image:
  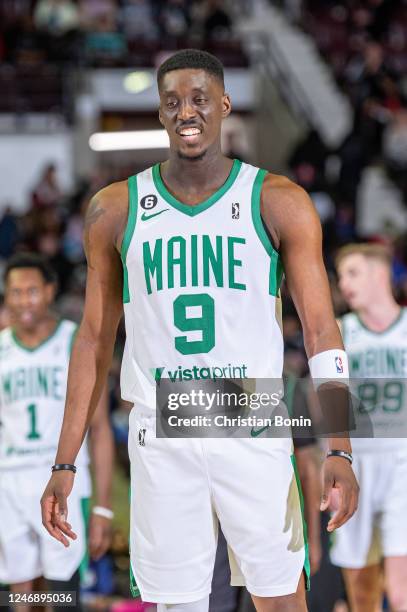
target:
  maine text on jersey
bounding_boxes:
[0,366,64,406]
[143,234,246,295]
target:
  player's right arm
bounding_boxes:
[41,182,128,546]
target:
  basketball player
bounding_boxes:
[331,243,407,612]
[41,50,359,612]
[0,253,114,609]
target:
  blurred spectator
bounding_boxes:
[203,0,232,41]
[79,0,118,30]
[31,163,62,209]
[34,0,79,36]
[7,13,45,66]
[0,207,19,258]
[85,13,127,65]
[120,0,158,42]
[383,108,407,203]
[159,0,190,42]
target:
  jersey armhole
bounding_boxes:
[121,175,138,303]
[251,168,283,296]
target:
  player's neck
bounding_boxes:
[162,150,232,199]
[356,297,401,333]
[13,315,60,349]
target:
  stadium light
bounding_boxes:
[123,71,153,94]
[89,130,170,152]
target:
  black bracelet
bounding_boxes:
[51,463,77,473]
[327,450,353,464]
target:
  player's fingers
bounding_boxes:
[330,477,359,531]
[52,499,77,540]
[41,497,70,546]
[55,490,68,522]
[327,485,352,531]
[320,471,333,511]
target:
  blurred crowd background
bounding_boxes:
[0,0,407,610]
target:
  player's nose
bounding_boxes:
[177,100,196,121]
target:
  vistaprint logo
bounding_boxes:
[152,363,248,382]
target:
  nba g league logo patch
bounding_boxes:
[232,203,240,219]
[141,194,158,210]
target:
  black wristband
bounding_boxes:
[52,463,77,473]
[326,450,353,465]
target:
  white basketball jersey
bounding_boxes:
[120,160,284,411]
[0,319,90,469]
[341,308,407,451]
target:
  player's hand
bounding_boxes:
[88,513,113,560]
[41,471,77,546]
[320,456,359,532]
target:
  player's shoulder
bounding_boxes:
[260,171,317,224]
[261,172,311,207]
[85,179,129,248]
[88,180,128,214]
[259,171,319,243]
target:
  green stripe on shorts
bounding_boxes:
[290,454,311,590]
[79,497,91,581]
[129,563,141,598]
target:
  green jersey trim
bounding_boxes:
[122,174,139,303]
[356,307,405,336]
[291,454,311,591]
[11,319,64,353]
[152,158,242,217]
[251,168,283,296]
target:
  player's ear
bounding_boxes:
[222,94,231,119]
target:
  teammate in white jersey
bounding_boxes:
[331,243,407,612]
[41,50,358,612]
[0,253,114,610]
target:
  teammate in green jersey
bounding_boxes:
[332,243,407,612]
[0,253,114,611]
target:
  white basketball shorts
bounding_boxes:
[128,411,309,604]
[0,465,90,583]
[330,447,407,568]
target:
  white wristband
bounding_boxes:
[308,349,349,389]
[92,505,114,520]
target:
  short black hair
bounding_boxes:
[4,253,57,285]
[157,49,224,89]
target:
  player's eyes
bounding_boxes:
[195,98,207,104]
[166,100,177,109]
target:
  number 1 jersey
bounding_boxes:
[0,319,89,469]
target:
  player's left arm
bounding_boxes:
[87,386,114,560]
[261,174,359,531]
